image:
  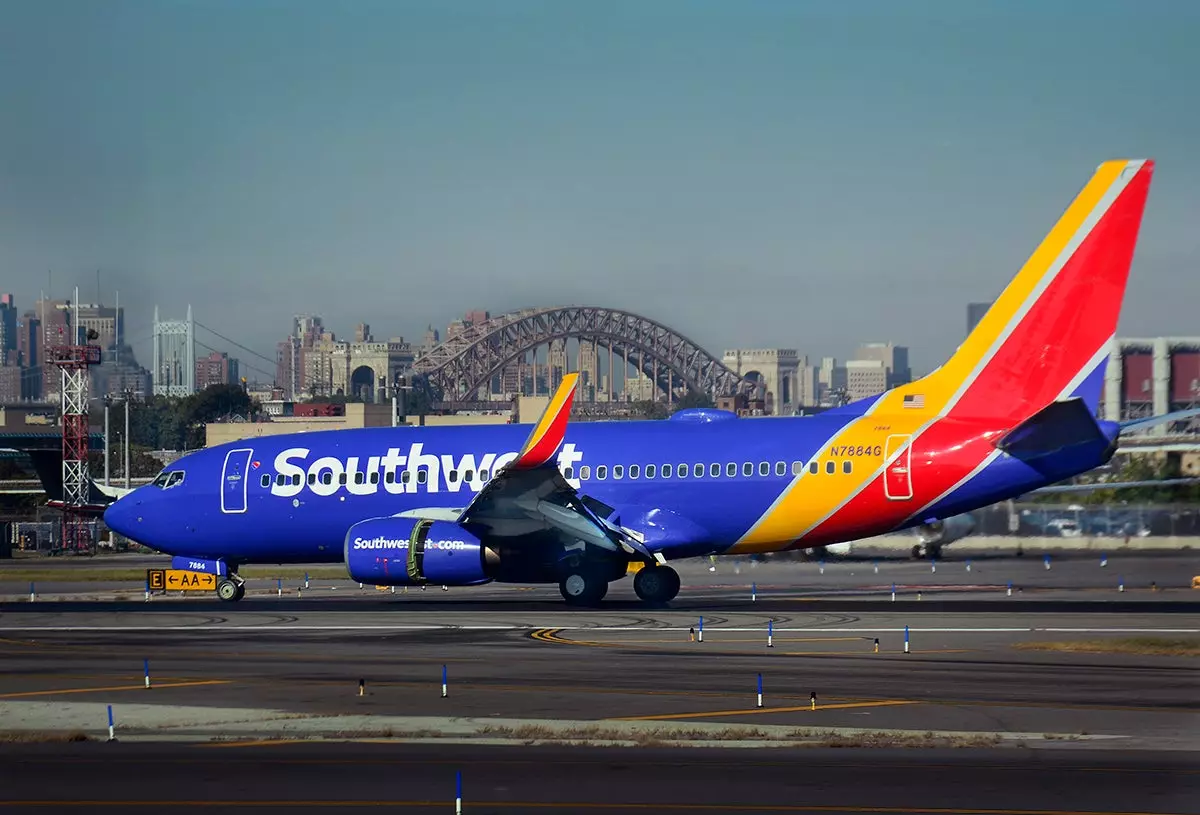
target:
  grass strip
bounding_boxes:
[1014,637,1200,656]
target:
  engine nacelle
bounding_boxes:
[915,513,976,553]
[344,517,493,586]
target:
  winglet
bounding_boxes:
[514,372,580,469]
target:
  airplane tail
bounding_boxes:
[898,159,1154,423]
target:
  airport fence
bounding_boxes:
[974,502,1200,538]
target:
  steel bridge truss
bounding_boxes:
[412,307,747,403]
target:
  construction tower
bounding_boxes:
[46,293,102,555]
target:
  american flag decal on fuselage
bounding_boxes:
[903,394,925,409]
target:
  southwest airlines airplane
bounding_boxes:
[101,159,1194,605]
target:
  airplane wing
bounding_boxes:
[18,447,133,514]
[1028,477,1200,495]
[1118,407,1200,433]
[400,373,656,561]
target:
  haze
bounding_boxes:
[2,0,1198,376]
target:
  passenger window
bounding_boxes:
[614,465,624,479]
[630,464,640,479]
[710,463,720,477]
[386,471,395,484]
[809,462,819,474]
[726,462,736,477]
[826,461,836,474]
[480,469,490,481]
[448,470,458,483]
[597,465,608,479]
[308,473,317,485]
[742,462,753,476]
[677,463,688,478]
[370,471,380,484]
[292,474,300,486]
[693,463,704,478]
[580,465,590,480]
[322,472,332,485]
[792,461,804,476]
[759,462,769,476]
[843,460,853,474]
[775,461,786,476]
[355,472,365,485]
[564,467,574,480]
[338,473,347,485]
[402,470,412,484]
[261,474,270,488]
[645,464,656,478]
[275,474,285,486]
[418,469,428,484]
[661,464,671,478]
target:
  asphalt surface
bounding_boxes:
[1,742,1197,814]
[0,606,1196,747]
[1,553,1197,813]
[2,551,1198,607]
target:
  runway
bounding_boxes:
[1,552,1197,813]
[0,606,1195,747]
[2,742,1197,814]
[2,550,1197,607]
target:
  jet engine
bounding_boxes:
[912,513,976,559]
[344,517,494,586]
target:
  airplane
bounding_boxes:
[101,158,1199,605]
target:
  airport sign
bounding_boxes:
[147,569,217,592]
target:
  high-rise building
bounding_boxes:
[967,302,992,336]
[277,314,324,401]
[854,342,911,388]
[195,351,240,390]
[845,359,887,401]
[0,294,16,355]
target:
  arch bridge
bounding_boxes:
[411,306,747,409]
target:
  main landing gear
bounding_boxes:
[556,563,681,606]
[216,572,245,602]
[632,565,681,605]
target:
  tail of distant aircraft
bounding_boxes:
[898,159,1154,422]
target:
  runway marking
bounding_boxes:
[533,628,971,656]
[1,802,1187,814]
[0,680,230,699]
[560,636,870,644]
[0,624,1194,633]
[611,699,918,722]
[202,739,315,748]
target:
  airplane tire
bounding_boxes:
[634,565,680,604]
[216,578,241,602]
[559,570,606,606]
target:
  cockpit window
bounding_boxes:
[152,470,186,489]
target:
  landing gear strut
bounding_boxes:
[633,565,680,605]
[216,571,245,602]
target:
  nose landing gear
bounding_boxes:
[215,572,245,602]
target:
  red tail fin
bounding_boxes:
[895,159,1153,421]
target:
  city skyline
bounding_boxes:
[3,1,1199,381]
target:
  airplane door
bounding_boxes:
[883,434,913,500]
[221,448,255,514]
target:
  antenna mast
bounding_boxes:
[47,285,102,555]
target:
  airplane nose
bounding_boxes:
[102,497,138,539]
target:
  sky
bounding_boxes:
[2,0,1199,381]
